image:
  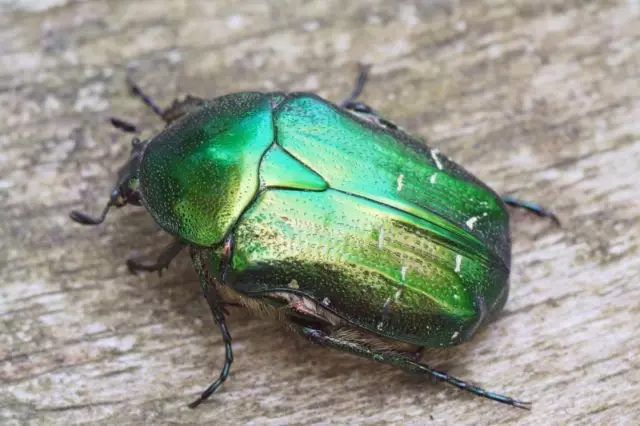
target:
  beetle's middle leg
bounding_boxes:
[126,237,186,276]
[299,326,531,409]
[340,64,404,132]
[340,62,379,116]
[188,248,235,409]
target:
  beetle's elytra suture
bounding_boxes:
[71,64,559,410]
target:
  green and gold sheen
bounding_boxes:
[138,92,275,246]
[138,92,511,347]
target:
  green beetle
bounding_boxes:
[71,65,558,409]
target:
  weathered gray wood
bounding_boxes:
[1,0,639,424]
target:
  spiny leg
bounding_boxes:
[126,238,186,276]
[188,248,234,409]
[109,79,166,130]
[503,195,560,226]
[301,327,531,410]
[126,76,165,118]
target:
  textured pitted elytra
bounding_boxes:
[274,94,511,269]
[138,91,512,347]
[188,93,512,347]
[224,189,509,347]
[138,92,274,247]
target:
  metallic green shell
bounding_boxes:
[225,189,508,346]
[275,94,510,267]
[138,92,511,347]
[138,92,275,246]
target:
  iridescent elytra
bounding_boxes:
[71,65,558,409]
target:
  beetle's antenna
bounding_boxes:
[188,248,235,409]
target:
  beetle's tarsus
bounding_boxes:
[301,326,531,409]
[126,238,185,275]
[126,258,168,276]
[503,195,561,226]
[70,201,113,226]
[110,117,138,133]
[126,76,165,118]
[188,322,234,409]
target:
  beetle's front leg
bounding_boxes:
[299,326,531,410]
[126,238,186,276]
[112,78,206,129]
[502,195,560,225]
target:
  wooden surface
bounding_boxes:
[2,0,639,424]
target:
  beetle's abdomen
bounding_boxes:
[274,94,511,269]
[138,92,275,246]
[227,189,509,347]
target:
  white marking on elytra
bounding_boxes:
[322,297,330,306]
[396,173,405,191]
[431,149,443,170]
[429,173,438,184]
[377,321,384,330]
[451,331,460,340]
[465,212,488,230]
[455,254,462,273]
[378,226,385,249]
[394,286,404,301]
[466,217,479,229]
[401,265,408,281]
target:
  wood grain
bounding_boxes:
[1,0,638,424]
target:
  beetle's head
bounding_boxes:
[70,137,148,225]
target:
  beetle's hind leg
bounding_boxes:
[126,238,186,276]
[503,195,560,225]
[300,326,531,409]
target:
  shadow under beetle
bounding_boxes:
[71,64,559,409]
